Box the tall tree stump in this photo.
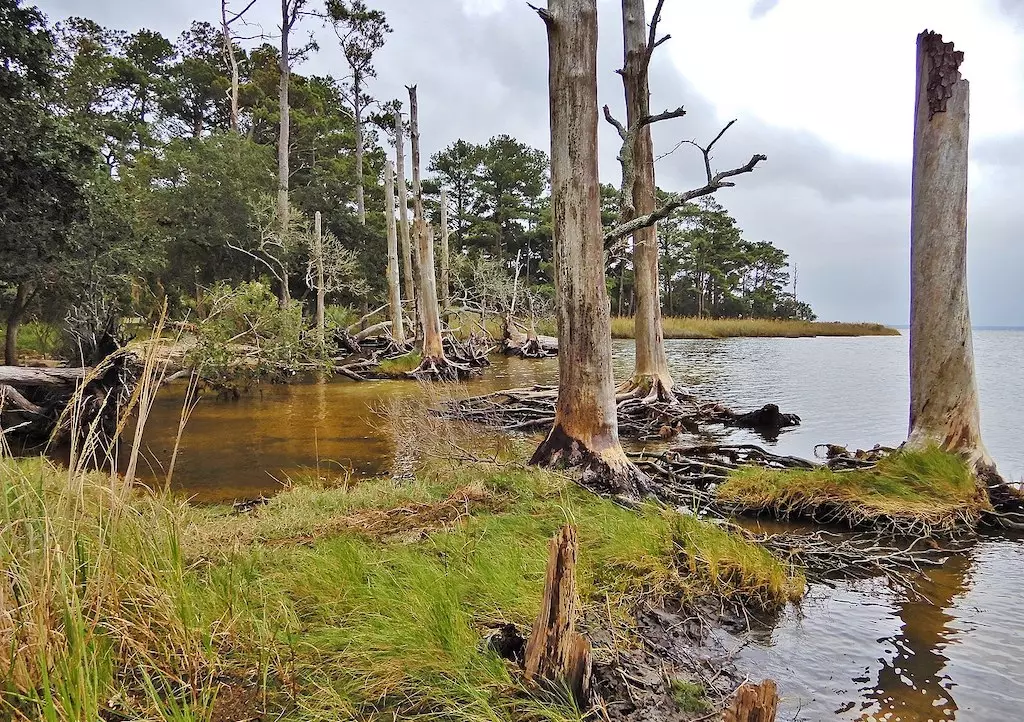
[524,524,592,708]
[723,680,778,722]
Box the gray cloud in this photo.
[34,0,1024,325]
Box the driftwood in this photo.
[502,317,558,359]
[524,524,592,708]
[723,680,778,722]
[0,358,139,446]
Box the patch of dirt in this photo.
[211,681,262,722]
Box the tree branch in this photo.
[641,105,686,126]
[602,105,627,140]
[644,0,669,66]
[527,3,553,25]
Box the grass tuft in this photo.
[718,447,985,533]
[376,351,423,376]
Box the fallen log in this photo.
[0,366,90,387]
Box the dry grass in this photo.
[608,316,900,339]
[717,447,986,534]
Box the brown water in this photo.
[142,330,1024,721]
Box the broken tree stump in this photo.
[723,679,778,722]
[524,524,592,708]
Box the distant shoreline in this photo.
[603,317,901,339]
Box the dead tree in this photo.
[276,0,308,304]
[723,680,779,722]
[313,211,326,351]
[528,0,646,496]
[219,0,255,133]
[440,187,451,319]
[907,32,998,481]
[407,86,459,379]
[603,0,765,403]
[524,525,592,708]
[384,160,406,346]
[394,109,418,332]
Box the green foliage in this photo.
[670,680,710,714]
[186,280,317,391]
[376,351,422,376]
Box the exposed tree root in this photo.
[502,319,558,359]
[408,354,474,382]
[443,334,493,369]
[442,385,800,441]
[529,423,649,498]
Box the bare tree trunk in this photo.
[440,188,451,320]
[620,0,672,402]
[407,86,453,377]
[524,525,592,708]
[5,282,34,367]
[354,74,366,225]
[723,680,779,722]
[528,0,645,496]
[395,110,417,333]
[276,0,292,305]
[907,31,992,475]
[384,160,406,346]
[220,0,241,133]
[314,211,325,353]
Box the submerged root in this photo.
[408,354,474,382]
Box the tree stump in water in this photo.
[723,680,778,722]
[524,524,592,707]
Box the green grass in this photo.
[670,680,710,714]
[2,455,803,721]
[0,320,65,361]
[376,351,422,376]
[718,447,985,532]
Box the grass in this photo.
[606,316,900,339]
[0,320,65,361]
[1,452,803,721]
[670,680,710,715]
[376,350,422,376]
[717,447,986,533]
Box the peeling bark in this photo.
[528,0,646,497]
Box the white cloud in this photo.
[660,0,1024,163]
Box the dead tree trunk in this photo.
[384,159,406,346]
[407,86,456,379]
[220,0,243,133]
[907,31,993,474]
[354,74,366,226]
[395,109,417,334]
[440,187,451,320]
[524,525,592,708]
[619,0,673,402]
[276,0,297,306]
[528,0,646,496]
[314,211,326,353]
[723,680,779,722]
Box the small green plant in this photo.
[670,679,710,714]
[376,351,422,377]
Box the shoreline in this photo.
[604,316,901,340]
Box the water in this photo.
[142,329,1024,721]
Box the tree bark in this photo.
[354,74,366,225]
[620,0,673,402]
[276,0,293,305]
[384,160,406,346]
[524,525,592,708]
[407,86,452,376]
[5,282,34,367]
[395,110,417,332]
[528,0,645,496]
[723,680,779,722]
[314,211,325,353]
[907,31,991,472]
[440,188,451,319]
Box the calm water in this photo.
[142,329,1024,721]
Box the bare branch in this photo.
[605,146,767,243]
[641,105,686,126]
[602,105,627,140]
[527,3,553,25]
[644,0,668,65]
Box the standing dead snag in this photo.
[524,525,592,708]
[907,31,994,477]
[395,109,417,333]
[313,211,326,352]
[440,188,451,320]
[384,160,406,347]
[528,0,646,496]
[407,86,460,379]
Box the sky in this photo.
[35,0,1024,325]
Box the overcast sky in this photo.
[36,0,1024,325]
